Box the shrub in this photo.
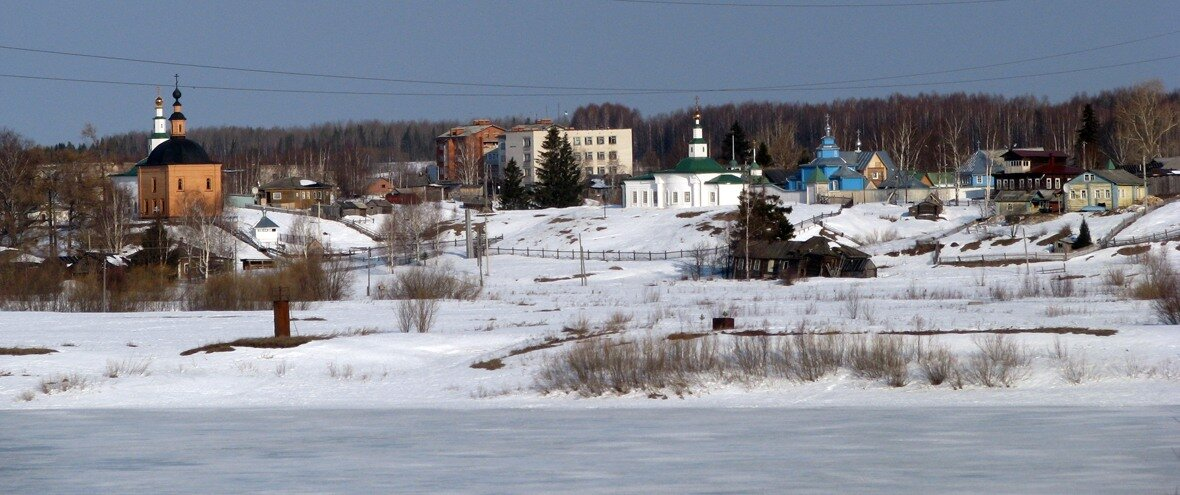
[1103,268,1127,288]
[39,373,90,395]
[386,265,480,300]
[1072,219,1092,249]
[966,335,1030,387]
[1059,349,1096,385]
[847,334,910,387]
[1130,249,1180,323]
[104,358,152,378]
[398,298,439,333]
[918,340,956,386]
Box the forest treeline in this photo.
[54,81,1180,195]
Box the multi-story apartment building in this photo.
[435,119,504,185]
[498,119,633,183]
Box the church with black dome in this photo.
[137,80,223,219]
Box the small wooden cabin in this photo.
[731,237,876,279]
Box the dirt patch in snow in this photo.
[961,241,982,251]
[712,211,738,222]
[676,211,707,218]
[548,217,574,224]
[180,336,329,356]
[0,347,57,356]
[882,327,1116,337]
[1116,245,1150,256]
[534,273,595,283]
[991,237,1022,247]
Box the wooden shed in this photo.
[908,194,944,220]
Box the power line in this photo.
[605,0,1014,7]
[0,28,1176,93]
[1,52,1177,97]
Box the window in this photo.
[586,152,594,161]
[586,167,593,175]
[642,191,648,204]
[573,137,581,145]
[672,192,679,203]
[523,138,531,148]
[151,178,157,193]
[273,192,282,200]
[684,191,691,204]
[206,178,212,190]
[597,136,605,145]
[598,167,605,175]
[609,166,617,175]
[597,152,605,161]
[177,178,183,191]
[1055,178,1061,189]
[609,135,617,145]
[1084,173,1093,182]
[1019,179,1025,189]
[608,151,618,161]
[632,191,638,205]
[710,192,716,204]
[872,171,879,180]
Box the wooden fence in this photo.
[939,252,1069,266]
[1105,227,1180,248]
[485,245,726,262]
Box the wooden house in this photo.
[731,237,876,279]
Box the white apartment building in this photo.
[498,120,634,183]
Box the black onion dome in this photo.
[172,87,182,100]
[144,138,213,166]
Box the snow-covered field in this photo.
[3,201,1180,492]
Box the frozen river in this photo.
[3,407,1177,494]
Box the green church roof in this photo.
[705,174,745,184]
[668,157,727,174]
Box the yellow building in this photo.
[1063,168,1146,212]
[138,84,222,219]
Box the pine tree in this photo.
[1073,219,1092,249]
[498,158,530,210]
[756,141,774,168]
[141,218,171,266]
[720,121,753,164]
[730,189,794,246]
[1075,104,1100,169]
[533,126,582,208]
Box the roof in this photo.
[1089,169,1144,186]
[877,174,928,189]
[705,174,745,184]
[959,149,1007,175]
[623,173,655,181]
[831,166,865,180]
[1152,156,1180,169]
[259,177,334,190]
[1001,148,1068,161]
[735,236,871,260]
[994,190,1033,202]
[762,169,790,184]
[110,161,142,177]
[667,157,727,174]
[143,137,214,166]
[437,124,503,138]
[254,215,279,229]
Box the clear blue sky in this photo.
[1,0,1177,145]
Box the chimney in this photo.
[471,119,492,126]
[537,118,553,125]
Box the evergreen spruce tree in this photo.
[533,126,582,208]
[720,121,753,164]
[141,218,171,266]
[1073,219,1092,249]
[498,158,531,210]
[1075,104,1100,169]
[756,141,774,168]
[730,189,794,246]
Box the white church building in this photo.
[622,106,790,208]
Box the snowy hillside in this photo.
[2,200,1179,411]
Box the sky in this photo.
[0,0,1177,145]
